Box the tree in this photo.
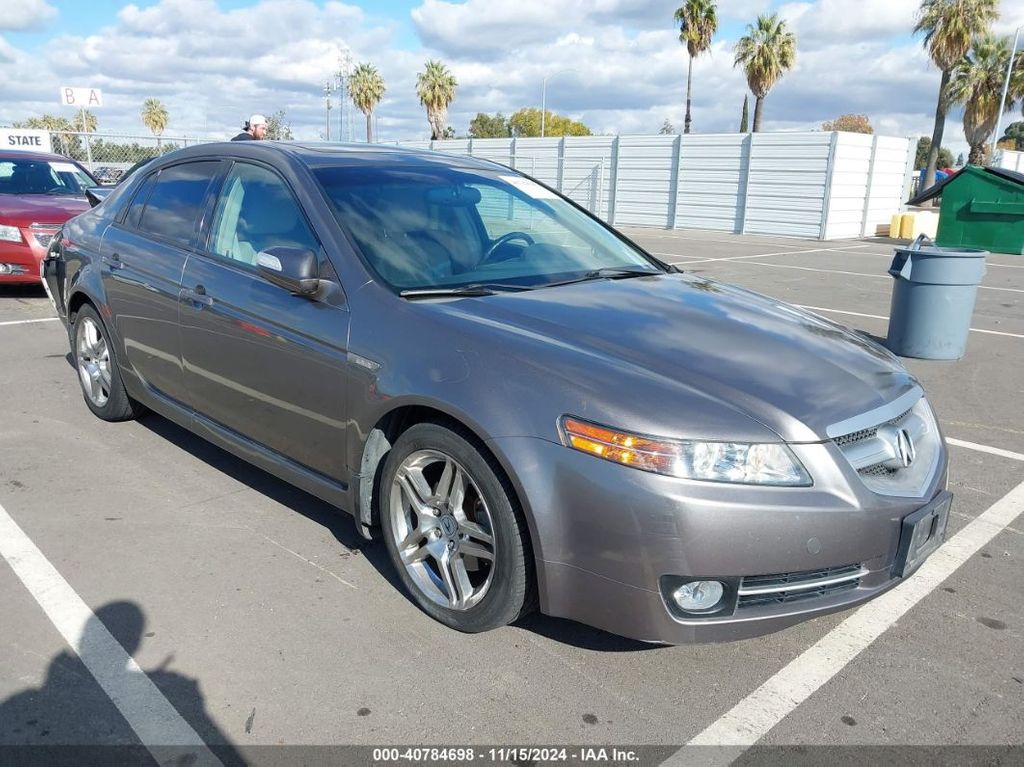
[915,0,999,191]
[508,108,592,137]
[13,114,78,156]
[1000,121,1024,150]
[914,137,955,168]
[468,112,510,138]
[822,114,873,133]
[416,60,457,140]
[659,119,676,135]
[140,98,168,150]
[733,13,797,132]
[948,34,1024,165]
[956,152,965,165]
[71,109,98,133]
[348,62,386,143]
[674,0,718,134]
[442,126,456,139]
[265,110,293,140]
[739,95,749,133]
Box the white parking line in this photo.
[0,317,59,327]
[0,501,221,765]
[796,304,1024,340]
[946,438,1024,462]
[652,245,868,265]
[678,473,1024,761]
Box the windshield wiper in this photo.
[400,283,533,299]
[541,267,662,289]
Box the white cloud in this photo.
[0,0,57,32]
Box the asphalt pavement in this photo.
[0,228,1021,765]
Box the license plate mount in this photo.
[893,492,952,578]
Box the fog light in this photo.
[672,580,725,612]
[0,264,28,275]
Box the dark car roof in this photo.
[0,149,85,164]
[165,141,507,173]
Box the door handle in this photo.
[182,285,214,308]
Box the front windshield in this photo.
[313,164,661,291]
[0,158,95,196]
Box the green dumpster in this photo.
[907,166,1024,256]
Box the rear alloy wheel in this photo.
[72,304,141,422]
[381,424,533,632]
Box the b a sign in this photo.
[59,87,103,108]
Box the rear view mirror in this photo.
[85,187,111,208]
[256,247,320,296]
[425,185,482,207]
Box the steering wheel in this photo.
[480,231,535,264]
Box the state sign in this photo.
[0,129,53,153]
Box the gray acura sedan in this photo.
[42,142,951,643]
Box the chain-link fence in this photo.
[47,131,214,182]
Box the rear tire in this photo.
[380,423,534,633]
[72,304,142,422]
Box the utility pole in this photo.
[337,50,353,144]
[323,80,333,141]
[540,69,575,138]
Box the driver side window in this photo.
[208,163,319,266]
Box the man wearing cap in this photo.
[231,114,268,141]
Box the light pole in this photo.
[337,51,353,143]
[992,25,1022,161]
[540,69,575,138]
[323,80,334,141]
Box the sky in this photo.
[1,0,1023,157]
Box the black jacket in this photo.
[230,131,254,141]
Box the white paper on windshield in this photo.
[50,162,79,174]
[500,175,557,200]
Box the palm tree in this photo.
[948,35,1024,165]
[416,60,457,140]
[915,0,999,190]
[674,0,718,134]
[349,63,386,143]
[141,98,169,151]
[72,109,98,134]
[733,13,797,133]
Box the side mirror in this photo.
[256,247,320,296]
[85,187,112,208]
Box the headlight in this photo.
[0,224,22,243]
[560,417,811,486]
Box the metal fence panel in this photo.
[431,139,471,156]
[613,134,678,228]
[676,133,748,233]
[824,132,873,240]
[469,138,514,166]
[561,136,614,216]
[864,136,913,237]
[508,137,561,187]
[995,149,1024,172]
[745,132,833,238]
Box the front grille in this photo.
[860,463,896,477]
[833,426,876,448]
[737,563,864,609]
[30,223,60,249]
[737,580,859,608]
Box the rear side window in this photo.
[137,161,221,248]
[124,173,158,230]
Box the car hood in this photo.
[0,193,89,225]
[441,273,917,443]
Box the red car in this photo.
[0,150,97,285]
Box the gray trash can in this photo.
[885,236,987,360]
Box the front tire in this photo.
[380,423,534,633]
[72,304,141,422]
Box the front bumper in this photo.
[491,434,949,644]
[0,236,45,284]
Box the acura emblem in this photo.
[896,429,916,468]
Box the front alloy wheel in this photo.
[76,315,112,408]
[380,423,534,633]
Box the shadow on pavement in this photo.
[0,601,244,765]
